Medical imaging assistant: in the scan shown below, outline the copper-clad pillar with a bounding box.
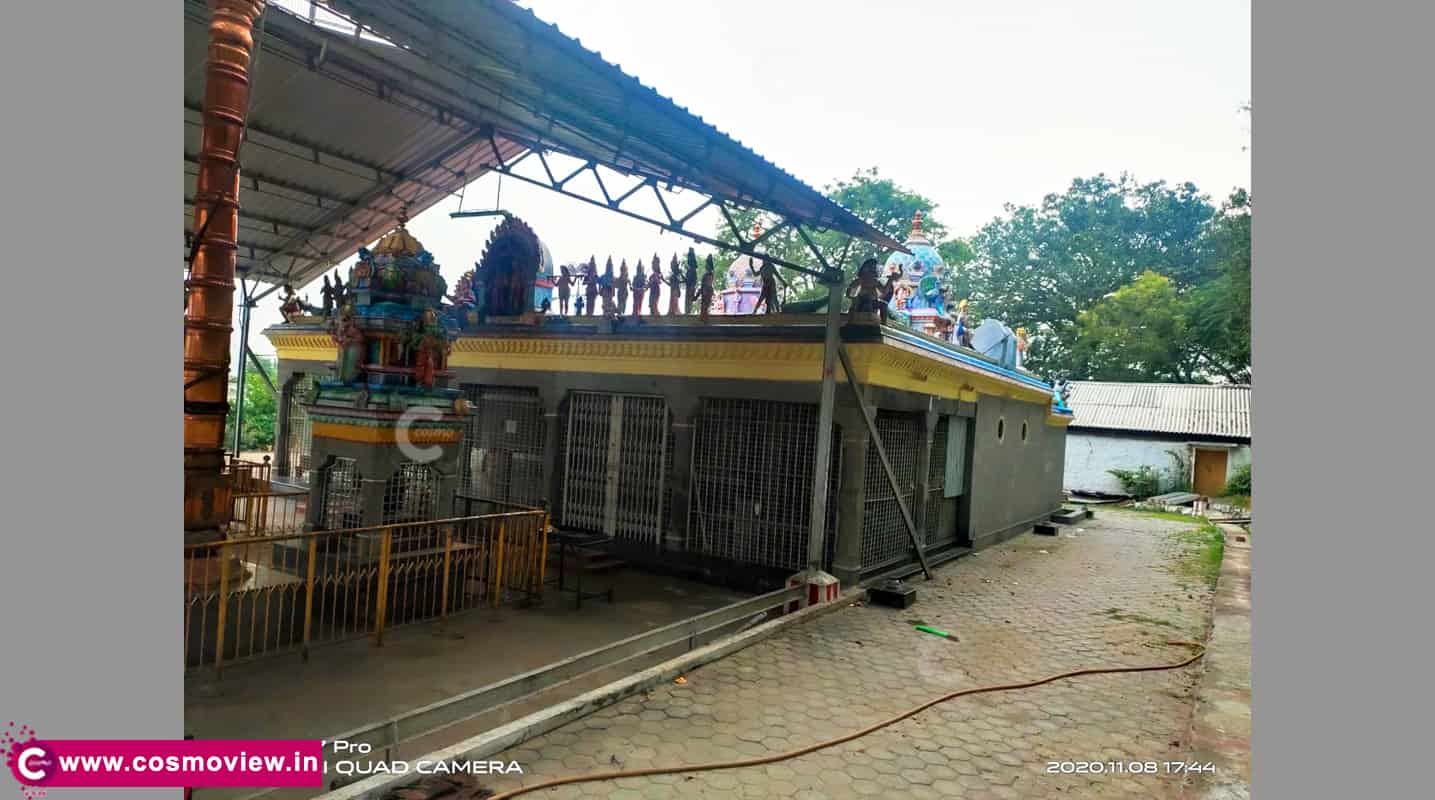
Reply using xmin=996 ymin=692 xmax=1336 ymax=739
xmin=184 ymin=0 xmax=266 ymax=546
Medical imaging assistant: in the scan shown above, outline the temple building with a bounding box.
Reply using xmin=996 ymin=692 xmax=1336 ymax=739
xmin=268 ymin=216 xmax=1073 ymax=590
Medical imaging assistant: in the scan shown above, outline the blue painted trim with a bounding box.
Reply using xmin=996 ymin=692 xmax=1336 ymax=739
xmin=879 ymin=327 xmax=1053 ymax=393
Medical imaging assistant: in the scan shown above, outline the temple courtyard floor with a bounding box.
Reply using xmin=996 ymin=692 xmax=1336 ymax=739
xmin=459 ymin=510 xmax=1238 ymax=800
xmin=186 ymin=568 xmax=748 ymax=800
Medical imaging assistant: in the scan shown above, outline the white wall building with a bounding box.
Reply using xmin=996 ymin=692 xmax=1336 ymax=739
xmin=1063 ymin=382 xmax=1251 ymax=497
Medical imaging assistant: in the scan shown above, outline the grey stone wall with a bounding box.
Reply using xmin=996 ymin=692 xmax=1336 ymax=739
xmin=964 ymin=394 xmax=1067 ymax=550
xmin=271 ymin=353 xmax=1067 ymax=575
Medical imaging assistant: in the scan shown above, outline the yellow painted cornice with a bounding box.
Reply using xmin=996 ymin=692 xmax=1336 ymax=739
xmin=266 ymin=331 xmax=336 ymax=363
xmin=310 ymin=421 xmax=463 ymax=445
xmin=269 ymin=330 xmax=1053 ymax=406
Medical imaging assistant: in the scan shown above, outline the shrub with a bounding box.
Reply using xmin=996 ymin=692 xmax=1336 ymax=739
xmin=1108 ymin=465 xmax=1162 ymax=498
xmin=1166 ymin=449 xmax=1192 ymax=493
xmin=1224 ymin=463 xmax=1252 ymax=496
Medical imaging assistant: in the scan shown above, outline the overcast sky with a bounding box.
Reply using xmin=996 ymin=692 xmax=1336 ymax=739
xmin=238 ymin=0 xmax=1250 ymax=359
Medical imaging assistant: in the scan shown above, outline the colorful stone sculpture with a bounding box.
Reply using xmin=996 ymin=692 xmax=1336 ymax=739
xmin=667 ymin=254 xmax=683 ymax=316
xmin=556 ymin=265 xmax=575 ymax=316
xmin=649 ymin=254 xmax=664 ymax=316
xmin=615 ymin=259 xmax=631 ymax=315
xmin=632 ymin=259 xmax=648 ymax=318
xmin=330 ymin=302 xmax=364 ymax=383
xmin=683 ymin=249 xmax=699 ymax=313
xmin=846 ymin=258 xmax=886 ymax=320
xmin=753 ymin=257 xmax=786 ymax=314
xmin=699 ymin=255 xmax=716 ymax=321
xmin=583 ymin=257 xmax=599 ymax=316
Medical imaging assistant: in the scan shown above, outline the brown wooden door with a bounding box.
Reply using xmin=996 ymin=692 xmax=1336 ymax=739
xmin=1193 ymin=449 xmax=1229 ymax=497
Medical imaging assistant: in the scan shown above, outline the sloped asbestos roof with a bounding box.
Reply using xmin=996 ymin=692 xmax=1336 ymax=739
xmin=1066 ymin=382 xmax=1251 ymax=441
xmin=183 ymin=0 xmax=898 ymax=287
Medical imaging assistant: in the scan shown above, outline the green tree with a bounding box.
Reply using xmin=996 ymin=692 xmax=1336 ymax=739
xmin=1069 ymin=271 xmax=1195 ymax=382
xmin=715 ymin=167 xmax=945 ymax=303
xmin=1186 ymin=190 xmax=1251 ymax=382
xmin=224 ymin=358 xmax=278 ymax=452
xmin=960 ymin=173 xmax=1217 ymax=376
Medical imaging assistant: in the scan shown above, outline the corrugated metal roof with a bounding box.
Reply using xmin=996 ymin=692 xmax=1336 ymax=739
xmin=1066 ymin=382 xmax=1251 ymax=440
xmin=185 ymin=0 xmax=523 ymax=285
xmin=326 ymin=0 xmax=904 ymax=250
xmin=185 ymin=0 xmax=900 ymax=288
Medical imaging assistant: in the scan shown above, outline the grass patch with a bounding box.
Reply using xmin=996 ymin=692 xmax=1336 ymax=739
xmin=1105 ymin=506 xmax=1205 ymax=525
xmin=1216 ymin=495 xmax=1251 ymax=510
xmin=1174 ymin=521 xmax=1225 ymax=589
xmin=1102 ymin=608 xmax=1177 ymax=628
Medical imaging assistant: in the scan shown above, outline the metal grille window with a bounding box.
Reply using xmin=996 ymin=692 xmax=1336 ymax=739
xmin=561 ymin=392 xmax=670 ymax=544
xmin=285 ymin=377 xmax=319 ymax=483
xmin=924 ymin=416 xmax=957 ymax=547
xmin=460 ymin=385 xmax=546 ymax=508
xmin=861 ymin=411 xmax=923 ymax=570
xmin=382 ymin=462 xmax=440 ymax=524
xmin=689 ymin=398 xmax=841 ymax=571
xmin=320 ymin=457 xmax=362 ymax=531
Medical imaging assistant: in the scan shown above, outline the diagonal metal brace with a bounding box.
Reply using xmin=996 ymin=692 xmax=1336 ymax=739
xmin=246 ymin=347 xmax=277 ymax=395
xmin=836 ymin=342 xmax=933 ymax=579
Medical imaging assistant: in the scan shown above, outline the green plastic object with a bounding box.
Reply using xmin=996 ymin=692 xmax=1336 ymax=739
xmin=914 ymin=624 xmax=954 ymax=639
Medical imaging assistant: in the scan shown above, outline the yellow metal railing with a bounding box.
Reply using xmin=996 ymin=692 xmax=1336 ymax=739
xmin=230 ymin=488 xmax=308 ymax=536
xmin=225 ymin=454 xmax=273 ymax=493
xmin=183 ymin=510 xmax=549 ymax=674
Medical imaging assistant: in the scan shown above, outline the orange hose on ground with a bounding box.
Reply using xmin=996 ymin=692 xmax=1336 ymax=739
xmin=487 ymin=641 xmax=1206 ymax=799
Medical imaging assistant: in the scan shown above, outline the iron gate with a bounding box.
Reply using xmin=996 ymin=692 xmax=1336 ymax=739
xmin=924 ymin=416 xmax=957 ymax=547
xmin=861 ymin=411 xmax=923 ymax=570
xmin=689 ymin=398 xmax=841 ymax=571
xmin=460 ymin=385 xmax=546 ymax=508
xmin=285 ymin=376 xmax=319 ymax=483
xmin=320 ymin=457 xmax=362 ymax=531
xmin=382 ymin=462 xmax=441 ymax=524
xmin=561 ymin=392 xmax=669 ymax=544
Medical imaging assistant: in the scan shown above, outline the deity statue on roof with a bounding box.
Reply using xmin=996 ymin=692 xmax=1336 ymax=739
xmin=648 ymin=254 xmax=663 ymax=316
xmin=846 ymin=258 xmax=886 ymax=320
xmin=330 ymin=302 xmax=365 ymax=383
xmin=719 ymin=220 xmax=768 ymax=314
xmin=752 ymin=257 xmax=787 ymax=315
xmin=279 ymin=284 xmax=306 ymax=322
xmin=632 ymin=259 xmax=648 ymax=318
xmin=583 ymin=257 xmax=599 ymax=316
xmin=955 ymin=299 xmax=972 ymax=348
xmin=408 ymin=307 xmax=452 ymax=389
xmin=699 ymin=255 xmax=717 ymax=321
xmin=615 ymin=259 xmax=631 ymax=315
xmin=667 ymin=254 xmax=683 ymax=316
xmin=683 ymin=249 xmax=699 ymax=313
xmin=556 ymin=265 xmax=575 ymax=315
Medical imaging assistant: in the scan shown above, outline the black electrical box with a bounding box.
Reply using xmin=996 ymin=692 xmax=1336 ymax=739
xmin=869 ymin=579 xmax=918 ymax=608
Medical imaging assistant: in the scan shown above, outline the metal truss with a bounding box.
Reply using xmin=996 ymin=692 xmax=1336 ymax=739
xmin=469 ymin=126 xmax=877 ymax=284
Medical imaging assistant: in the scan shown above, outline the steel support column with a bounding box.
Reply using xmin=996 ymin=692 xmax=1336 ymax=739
xmin=805 ymin=279 xmax=845 ymax=571
xmin=231 ymin=280 xmax=253 ymax=456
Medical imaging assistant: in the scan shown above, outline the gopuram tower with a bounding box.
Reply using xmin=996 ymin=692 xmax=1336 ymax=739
xmin=303 ymin=212 xmax=470 ymax=530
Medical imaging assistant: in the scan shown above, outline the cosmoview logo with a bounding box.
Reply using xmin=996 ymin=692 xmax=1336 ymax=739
xmin=14 ymin=747 xmax=52 ymax=782
xmin=3 ymin=723 xmax=50 ymax=799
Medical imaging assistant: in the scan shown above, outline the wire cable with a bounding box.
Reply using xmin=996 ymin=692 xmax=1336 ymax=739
xmin=487 ymin=640 xmax=1206 ymax=800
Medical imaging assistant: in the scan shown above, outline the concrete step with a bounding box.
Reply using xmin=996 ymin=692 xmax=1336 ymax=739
xmin=1051 ymin=507 xmax=1087 ymax=524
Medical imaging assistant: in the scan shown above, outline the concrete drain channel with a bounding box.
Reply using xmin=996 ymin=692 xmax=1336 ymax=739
xmin=219 ymin=583 xmax=851 ymax=800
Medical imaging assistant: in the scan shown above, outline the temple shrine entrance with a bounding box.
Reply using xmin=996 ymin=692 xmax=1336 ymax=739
xmin=459 ymin=385 xmax=547 ymax=509
xmin=561 ymin=391 xmax=671 ymax=545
